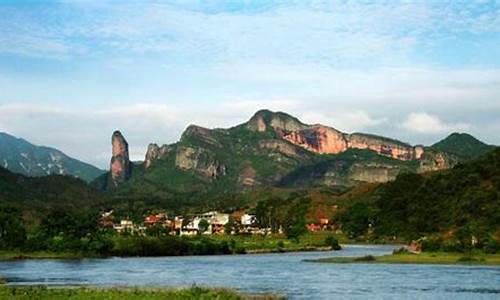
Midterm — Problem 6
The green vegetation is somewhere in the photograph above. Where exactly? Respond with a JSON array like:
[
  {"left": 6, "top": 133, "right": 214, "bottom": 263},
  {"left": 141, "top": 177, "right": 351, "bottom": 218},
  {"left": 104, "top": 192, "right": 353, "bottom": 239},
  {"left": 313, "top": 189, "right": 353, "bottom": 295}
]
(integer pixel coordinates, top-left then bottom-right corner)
[
  {"left": 308, "top": 252, "right": 500, "bottom": 265},
  {"left": 324, "top": 236, "right": 341, "bottom": 250},
  {"left": 0, "top": 286, "right": 283, "bottom": 300},
  {"left": 334, "top": 148, "right": 500, "bottom": 253},
  {"left": 0, "top": 232, "right": 341, "bottom": 260},
  {"left": 207, "top": 232, "right": 341, "bottom": 253},
  {"left": 0, "top": 167, "right": 104, "bottom": 214}
]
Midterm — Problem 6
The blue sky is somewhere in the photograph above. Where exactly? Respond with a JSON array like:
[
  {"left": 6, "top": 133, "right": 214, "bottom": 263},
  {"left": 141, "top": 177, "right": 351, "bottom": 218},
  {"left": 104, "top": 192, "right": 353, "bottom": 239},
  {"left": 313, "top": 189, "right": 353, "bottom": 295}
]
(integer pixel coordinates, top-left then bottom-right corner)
[{"left": 0, "top": 1, "right": 499, "bottom": 168}]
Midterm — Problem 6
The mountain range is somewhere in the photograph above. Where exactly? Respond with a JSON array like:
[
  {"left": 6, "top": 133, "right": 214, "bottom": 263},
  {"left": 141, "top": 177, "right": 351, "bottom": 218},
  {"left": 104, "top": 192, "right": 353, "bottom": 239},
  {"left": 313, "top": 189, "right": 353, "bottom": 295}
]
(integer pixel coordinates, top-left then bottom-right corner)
[
  {"left": 97, "top": 109, "right": 495, "bottom": 196},
  {"left": 0, "top": 132, "right": 104, "bottom": 182}
]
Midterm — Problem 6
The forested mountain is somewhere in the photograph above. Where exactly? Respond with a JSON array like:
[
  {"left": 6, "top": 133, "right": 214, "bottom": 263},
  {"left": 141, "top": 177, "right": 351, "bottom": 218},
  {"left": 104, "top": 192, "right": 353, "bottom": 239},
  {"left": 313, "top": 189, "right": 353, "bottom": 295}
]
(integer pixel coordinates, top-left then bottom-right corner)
[{"left": 98, "top": 110, "right": 489, "bottom": 197}]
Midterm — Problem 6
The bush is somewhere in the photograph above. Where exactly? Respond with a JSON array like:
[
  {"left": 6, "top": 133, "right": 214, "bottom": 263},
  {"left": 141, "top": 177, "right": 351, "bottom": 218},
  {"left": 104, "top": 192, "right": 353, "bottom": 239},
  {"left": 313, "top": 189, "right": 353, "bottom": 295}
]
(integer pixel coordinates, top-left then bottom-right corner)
[
  {"left": 324, "top": 236, "right": 341, "bottom": 250},
  {"left": 421, "top": 238, "right": 442, "bottom": 252},
  {"left": 483, "top": 238, "right": 500, "bottom": 254}
]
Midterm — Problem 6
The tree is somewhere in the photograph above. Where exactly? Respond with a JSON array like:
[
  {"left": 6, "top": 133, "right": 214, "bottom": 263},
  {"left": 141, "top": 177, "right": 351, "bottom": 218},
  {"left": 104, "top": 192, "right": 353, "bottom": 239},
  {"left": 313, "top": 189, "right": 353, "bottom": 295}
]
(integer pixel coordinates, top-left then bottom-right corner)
[
  {"left": 224, "top": 216, "right": 237, "bottom": 235},
  {"left": 198, "top": 219, "right": 210, "bottom": 234},
  {"left": 284, "top": 198, "right": 309, "bottom": 241},
  {"left": 0, "top": 207, "right": 26, "bottom": 249}
]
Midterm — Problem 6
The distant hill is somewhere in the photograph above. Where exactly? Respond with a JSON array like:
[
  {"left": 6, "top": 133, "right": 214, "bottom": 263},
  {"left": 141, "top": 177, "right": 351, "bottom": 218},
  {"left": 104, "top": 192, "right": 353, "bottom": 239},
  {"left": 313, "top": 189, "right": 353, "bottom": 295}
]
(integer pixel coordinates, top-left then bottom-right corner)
[
  {"left": 98, "top": 110, "right": 490, "bottom": 197},
  {"left": 0, "top": 132, "right": 104, "bottom": 182},
  {"left": 431, "top": 132, "right": 495, "bottom": 160},
  {"left": 0, "top": 166, "right": 104, "bottom": 212}
]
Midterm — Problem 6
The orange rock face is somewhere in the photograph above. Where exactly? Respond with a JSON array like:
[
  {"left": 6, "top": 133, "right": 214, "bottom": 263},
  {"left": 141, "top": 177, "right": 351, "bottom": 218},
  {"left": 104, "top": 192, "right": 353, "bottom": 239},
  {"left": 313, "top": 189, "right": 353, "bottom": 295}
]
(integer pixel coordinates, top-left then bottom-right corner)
[
  {"left": 281, "top": 127, "right": 423, "bottom": 161},
  {"left": 282, "top": 126, "right": 348, "bottom": 154}
]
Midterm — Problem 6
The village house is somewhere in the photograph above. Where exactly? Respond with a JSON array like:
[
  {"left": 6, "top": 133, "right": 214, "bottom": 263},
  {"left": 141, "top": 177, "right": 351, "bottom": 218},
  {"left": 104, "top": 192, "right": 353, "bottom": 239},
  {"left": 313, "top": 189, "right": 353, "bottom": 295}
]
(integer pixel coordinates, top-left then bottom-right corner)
[
  {"left": 144, "top": 212, "right": 168, "bottom": 227},
  {"left": 179, "top": 211, "right": 230, "bottom": 235},
  {"left": 99, "top": 210, "right": 115, "bottom": 229},
  {"left": 113, "top": 219, "right": 134, "bottom": 234}
]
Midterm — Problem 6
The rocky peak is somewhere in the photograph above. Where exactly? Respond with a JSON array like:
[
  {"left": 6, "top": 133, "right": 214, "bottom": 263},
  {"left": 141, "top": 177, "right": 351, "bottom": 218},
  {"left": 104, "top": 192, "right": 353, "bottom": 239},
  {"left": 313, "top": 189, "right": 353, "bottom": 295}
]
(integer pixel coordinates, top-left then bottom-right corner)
[
  {"left": 144, "top": 143, "right": 171, "bottom": 169},
  {"left": 246, "top": 109, "right": 307, "bottom": 133},
  {"left": 181, "top": 124, "right": 223, "bottom": 147},
  {"left": 109, "top": 130, "right": 131, "bottom": 187}
]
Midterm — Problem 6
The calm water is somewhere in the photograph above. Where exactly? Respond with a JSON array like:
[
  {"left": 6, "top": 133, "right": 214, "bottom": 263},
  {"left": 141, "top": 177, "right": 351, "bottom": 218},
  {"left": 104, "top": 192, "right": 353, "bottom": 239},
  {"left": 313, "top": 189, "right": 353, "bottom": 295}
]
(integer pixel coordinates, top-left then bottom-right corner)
[{"left": 1, "top": 245, "right": 499, "bottom": 299}]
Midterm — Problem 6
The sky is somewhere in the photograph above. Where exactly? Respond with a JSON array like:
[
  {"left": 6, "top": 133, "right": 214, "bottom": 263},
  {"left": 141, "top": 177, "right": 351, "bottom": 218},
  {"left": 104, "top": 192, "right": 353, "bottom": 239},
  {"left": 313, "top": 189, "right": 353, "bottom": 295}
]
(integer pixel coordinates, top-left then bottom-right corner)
[{"left": 0, "top": 0, "right": 499, "bottom": 169}]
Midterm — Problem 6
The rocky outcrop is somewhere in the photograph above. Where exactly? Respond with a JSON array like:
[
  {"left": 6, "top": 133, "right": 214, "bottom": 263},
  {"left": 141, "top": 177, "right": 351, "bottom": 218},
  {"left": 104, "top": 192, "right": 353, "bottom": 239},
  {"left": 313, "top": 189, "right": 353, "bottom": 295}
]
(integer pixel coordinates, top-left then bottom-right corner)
[
  {"left": 258, "top": 139, "right": 310, "bottom": 161},
  {"left": 109, "top": 130, "right": 132, "bottom": 187},
  {"left": 175, "top": 146, "right": 226, "bottom": 178},
  {"left": 144, "top": 143, "right": 171, "bottom": 168},
  {"left": 181, "top": 125, "right": 223, "bottom": 147},
  {"left": 349, "top": 163, "right": 402, "bottom": 183},
  {"left": 347, "top": 134, "right": 423, "bottom": 161},
  {"left": 418, "top": 151, "right": 459, "bottom": 173},
  {"left": 247, "top": 109, "right": 307, "bottom": 133}
]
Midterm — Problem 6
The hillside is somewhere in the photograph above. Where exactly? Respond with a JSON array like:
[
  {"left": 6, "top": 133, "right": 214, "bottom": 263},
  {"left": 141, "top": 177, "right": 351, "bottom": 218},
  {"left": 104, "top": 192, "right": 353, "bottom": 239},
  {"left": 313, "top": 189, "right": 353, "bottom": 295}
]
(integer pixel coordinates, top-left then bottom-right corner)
[
  {"left": 101, "top": 110, "right": 485, "bottom": 196},
  {"left": 337, "top": 147, "right": 500, "bottom": 245},
  {"left": 0, "top": 132, "right": 105, "bottom": 182},
  {"left": 0, "top": 166, "right": 104, "bottom": 212}
]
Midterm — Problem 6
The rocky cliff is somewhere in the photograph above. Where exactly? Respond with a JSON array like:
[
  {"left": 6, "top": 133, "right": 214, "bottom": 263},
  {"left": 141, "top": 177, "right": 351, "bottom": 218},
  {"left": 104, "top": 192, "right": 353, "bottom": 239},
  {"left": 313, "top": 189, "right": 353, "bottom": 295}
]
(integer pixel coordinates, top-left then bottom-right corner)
[
  {"left": 248, "top": 110, "right": 424, "bottom": 161},
  {"left": 109, "top": 130, "right": 132, "bottom": 187}
]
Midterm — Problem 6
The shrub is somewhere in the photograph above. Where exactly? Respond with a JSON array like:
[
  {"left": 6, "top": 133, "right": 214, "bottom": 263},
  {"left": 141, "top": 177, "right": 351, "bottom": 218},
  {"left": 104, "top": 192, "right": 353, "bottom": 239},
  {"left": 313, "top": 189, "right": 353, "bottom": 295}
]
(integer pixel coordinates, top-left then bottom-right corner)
[
  {"left": 483, "top": 238, "right": 500, "bottom": 254},
  {"left": 324, "top": 236, "right": 341, "bottom": 250}
]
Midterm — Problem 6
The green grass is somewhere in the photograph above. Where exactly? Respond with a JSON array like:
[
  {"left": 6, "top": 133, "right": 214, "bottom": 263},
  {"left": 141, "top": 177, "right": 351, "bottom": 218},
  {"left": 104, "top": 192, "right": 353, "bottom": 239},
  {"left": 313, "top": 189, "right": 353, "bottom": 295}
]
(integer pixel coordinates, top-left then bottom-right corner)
[
  {"left": 0, "top": 286, "right": 283, "bottom": 300},
  {"left": 306, "top": 252, "right": 500, "bottom": 265},
  {"left": 0, "top": 251, "right": 83, "bottom": 261}
]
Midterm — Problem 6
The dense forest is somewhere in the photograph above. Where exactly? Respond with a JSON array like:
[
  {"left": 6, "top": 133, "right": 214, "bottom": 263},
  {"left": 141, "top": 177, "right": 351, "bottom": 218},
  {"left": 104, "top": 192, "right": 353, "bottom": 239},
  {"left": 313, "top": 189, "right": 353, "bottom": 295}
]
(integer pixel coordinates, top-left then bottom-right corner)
[{"left": 338, "top": 147, "right": 500, "bottom": 252}]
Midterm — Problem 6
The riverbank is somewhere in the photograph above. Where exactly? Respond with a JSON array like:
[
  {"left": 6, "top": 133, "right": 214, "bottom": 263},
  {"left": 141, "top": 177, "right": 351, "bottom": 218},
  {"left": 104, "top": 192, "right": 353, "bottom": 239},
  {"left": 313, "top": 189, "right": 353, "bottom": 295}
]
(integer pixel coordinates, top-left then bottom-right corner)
[
  {"left": 0, "top": 251, "right": 85, "bottom": 261},
  {"left": 306, "top": 252, "right": 500, "bottom": 265},
  {"left": 0, "top": 232, "right": 343, "bottom": 261},
  {"left": 0, "top": 286, "right": 283, "bottom": 300}
]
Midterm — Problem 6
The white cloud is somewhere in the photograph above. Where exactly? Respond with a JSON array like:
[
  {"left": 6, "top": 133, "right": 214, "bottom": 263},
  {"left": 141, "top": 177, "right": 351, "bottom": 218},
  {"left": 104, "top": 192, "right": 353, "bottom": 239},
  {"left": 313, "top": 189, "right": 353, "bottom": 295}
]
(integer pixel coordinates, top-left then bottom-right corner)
[{"left": 402, "top": 112, "right": 470, "bottom": 134}]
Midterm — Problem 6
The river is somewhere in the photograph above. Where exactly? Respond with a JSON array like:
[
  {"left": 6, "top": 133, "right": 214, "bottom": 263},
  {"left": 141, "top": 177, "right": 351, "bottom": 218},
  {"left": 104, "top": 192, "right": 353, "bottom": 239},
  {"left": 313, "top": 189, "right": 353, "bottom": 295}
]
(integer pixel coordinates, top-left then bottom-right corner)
[{"left": 1, "top": 245, "right": 499, "bottom": 299}]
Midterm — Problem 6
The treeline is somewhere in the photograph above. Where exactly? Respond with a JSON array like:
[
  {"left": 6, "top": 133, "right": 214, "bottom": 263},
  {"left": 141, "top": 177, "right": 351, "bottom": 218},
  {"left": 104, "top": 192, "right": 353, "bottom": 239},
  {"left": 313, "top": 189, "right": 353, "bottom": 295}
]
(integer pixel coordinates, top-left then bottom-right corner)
[
  {"left": 337, "top": 148, "right": 500, "bottom": 253},
  {"left": 0, "top": 207, "right": 233, "bottom": 256}
]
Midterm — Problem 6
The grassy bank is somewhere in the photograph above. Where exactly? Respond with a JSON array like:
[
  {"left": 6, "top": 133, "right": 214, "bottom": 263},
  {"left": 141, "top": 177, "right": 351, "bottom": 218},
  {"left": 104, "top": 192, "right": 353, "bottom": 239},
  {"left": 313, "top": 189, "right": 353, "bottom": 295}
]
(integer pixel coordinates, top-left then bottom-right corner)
[
  {"left": 209, "top": 232, "right": 343, "bottom": 253},
  {"left": 0, "top": 286, "right": 283, "bottom": 300},
  {"left": 0, "top": 250, "right": 84, "bottom": 260},
  {"left": 306, "top": 252, "right": 500, "bottom": 265}
]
